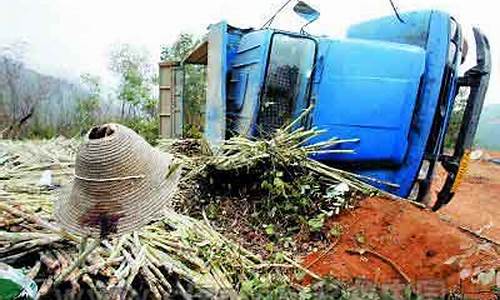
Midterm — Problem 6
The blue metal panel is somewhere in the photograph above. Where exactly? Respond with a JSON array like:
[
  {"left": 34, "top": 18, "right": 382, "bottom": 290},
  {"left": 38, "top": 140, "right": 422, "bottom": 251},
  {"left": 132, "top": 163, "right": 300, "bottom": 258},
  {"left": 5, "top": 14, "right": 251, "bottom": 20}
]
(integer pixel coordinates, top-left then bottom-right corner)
[
  {"left": 227, "top": 30, "right": 272, "bottom": 136},
  {"left": 204, "top": 22, "right": 243, "bottom": 150},
  {"left": 204, "top": 22, "right": 229, "bottom": 150},
  {"left": 311, "top": 38, "right": 426, "bottom": 165},
  {"left": 347, "top": 11, "right": 432, "bottom": 48},
  {"left": 226, "top": 30, "right": 243, "bottom": 65},
  {"left": 323, "top": 10, "right": 451, "bottom": 197},
  {"left": 203, "top": 10, "right": 454, "bottom": 200}
]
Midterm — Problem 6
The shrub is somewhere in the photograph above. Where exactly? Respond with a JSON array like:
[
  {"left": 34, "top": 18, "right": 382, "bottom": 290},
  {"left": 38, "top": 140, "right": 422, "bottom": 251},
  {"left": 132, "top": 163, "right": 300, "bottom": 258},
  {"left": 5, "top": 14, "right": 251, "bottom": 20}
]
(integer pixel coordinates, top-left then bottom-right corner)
[{"left": 121, "top": 117, "right": 159, "bottom": 145}]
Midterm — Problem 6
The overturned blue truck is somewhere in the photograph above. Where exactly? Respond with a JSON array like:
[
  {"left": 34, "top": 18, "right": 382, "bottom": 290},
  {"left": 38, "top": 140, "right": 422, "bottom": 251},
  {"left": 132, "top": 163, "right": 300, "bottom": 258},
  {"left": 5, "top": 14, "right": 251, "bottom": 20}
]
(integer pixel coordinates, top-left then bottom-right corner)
[{"left": 158, "top": 4, "right": 491, "bottom": 210}]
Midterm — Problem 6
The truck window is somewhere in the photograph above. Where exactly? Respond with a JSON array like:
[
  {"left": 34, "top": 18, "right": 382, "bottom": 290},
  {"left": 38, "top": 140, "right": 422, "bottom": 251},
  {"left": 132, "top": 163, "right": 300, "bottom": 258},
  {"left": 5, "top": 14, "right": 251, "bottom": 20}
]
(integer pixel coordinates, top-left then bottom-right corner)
[{"left": 257, "top": 34, "right": 315, "bottom": 134}]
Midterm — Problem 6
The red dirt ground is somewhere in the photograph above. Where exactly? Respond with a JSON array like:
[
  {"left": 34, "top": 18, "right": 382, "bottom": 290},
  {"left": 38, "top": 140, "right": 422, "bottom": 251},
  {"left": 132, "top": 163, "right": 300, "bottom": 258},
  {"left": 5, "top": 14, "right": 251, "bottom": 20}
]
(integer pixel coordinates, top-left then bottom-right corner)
[
  {"left": 301, "top": 194, "right": 500, "bottom": 298},
  {"left": 435, "top": 152, "right": 500, "bottom": 243}
]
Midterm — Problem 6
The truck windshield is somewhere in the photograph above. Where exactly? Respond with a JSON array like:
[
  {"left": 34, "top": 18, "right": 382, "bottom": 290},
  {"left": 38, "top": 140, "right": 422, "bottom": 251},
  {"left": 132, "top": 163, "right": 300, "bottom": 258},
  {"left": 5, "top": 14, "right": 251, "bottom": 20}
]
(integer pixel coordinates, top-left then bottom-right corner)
[{"left": 257, "top": 33, "right": 315, "bottom": 134}]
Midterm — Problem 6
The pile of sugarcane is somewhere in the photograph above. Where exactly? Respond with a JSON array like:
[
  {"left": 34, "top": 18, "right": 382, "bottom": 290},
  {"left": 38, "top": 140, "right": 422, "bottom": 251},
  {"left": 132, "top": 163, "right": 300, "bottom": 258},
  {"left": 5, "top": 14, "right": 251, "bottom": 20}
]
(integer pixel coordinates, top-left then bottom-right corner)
[
  {"left": 157, "top": 138, "right": 205, "bottom": 158},
  {"left": 0, "top": 200, "right": 263, "bottom": 298},
  {"left": 0, "top": 111, "right": 390, "bottom": 298},
  {"left": 0, "top": 138, "right": 268, "bottom": 299},
  {"left": 174, "top": 108, "right": 394, "bottom": 218},
  {"left": 181, "top": 108, "right": 395, "bottom": 192}
]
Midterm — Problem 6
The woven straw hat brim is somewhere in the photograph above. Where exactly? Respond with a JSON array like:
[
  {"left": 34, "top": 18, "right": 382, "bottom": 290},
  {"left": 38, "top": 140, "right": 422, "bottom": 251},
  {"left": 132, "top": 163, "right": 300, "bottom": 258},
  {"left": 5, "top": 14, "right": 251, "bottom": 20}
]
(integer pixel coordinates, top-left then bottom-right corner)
[
  {"left": 54, "top": 124, "right": 181, "bottom": 238},
  {"left": 55, "top": 165, "right": 181, "bottom": 238}
]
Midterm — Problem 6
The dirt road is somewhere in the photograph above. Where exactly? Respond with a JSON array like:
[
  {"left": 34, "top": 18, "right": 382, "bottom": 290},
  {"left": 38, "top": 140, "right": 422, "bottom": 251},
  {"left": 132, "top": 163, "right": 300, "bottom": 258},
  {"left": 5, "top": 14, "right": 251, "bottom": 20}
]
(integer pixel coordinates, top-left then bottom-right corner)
[{"left": 434, "top": 152, "right": 500, "bottom": 243}]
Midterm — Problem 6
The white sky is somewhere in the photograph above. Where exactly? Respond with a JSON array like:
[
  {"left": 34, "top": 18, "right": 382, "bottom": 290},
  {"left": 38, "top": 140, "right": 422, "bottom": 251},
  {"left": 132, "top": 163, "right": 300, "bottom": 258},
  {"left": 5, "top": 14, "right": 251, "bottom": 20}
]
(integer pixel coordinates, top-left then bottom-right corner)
[{"left": 0, "top": 0, "right": 498, "bottom": 103}]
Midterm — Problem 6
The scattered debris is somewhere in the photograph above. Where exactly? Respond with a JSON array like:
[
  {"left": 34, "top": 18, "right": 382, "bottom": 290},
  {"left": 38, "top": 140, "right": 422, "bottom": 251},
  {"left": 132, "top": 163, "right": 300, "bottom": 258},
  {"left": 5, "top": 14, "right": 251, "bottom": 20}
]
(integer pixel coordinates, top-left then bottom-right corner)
[
  {"left": 345, "top": 248, "right": 411, "bottom": 284},
  {"left": 489, "top": 158, "right": 500, "bottom": 165},
  {"left": 470, "top": 149, "right": 484, "bottom": 160},
  {"left": 0, "top": 262, "right": 38, "bottom": 300},
  {"left": 37, "top": 170, "right": 52, "bottom": 187},
  {"left": 457, "top": 224, "right": 500, "bottom": 247}
]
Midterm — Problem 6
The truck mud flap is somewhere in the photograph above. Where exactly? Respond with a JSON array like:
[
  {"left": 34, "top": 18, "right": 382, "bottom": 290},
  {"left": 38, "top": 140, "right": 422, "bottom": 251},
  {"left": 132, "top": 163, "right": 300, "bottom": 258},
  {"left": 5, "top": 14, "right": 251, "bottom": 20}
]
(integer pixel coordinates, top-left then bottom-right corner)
[{"left": 433, "top": 28, "right": 491, "bottom": 211}]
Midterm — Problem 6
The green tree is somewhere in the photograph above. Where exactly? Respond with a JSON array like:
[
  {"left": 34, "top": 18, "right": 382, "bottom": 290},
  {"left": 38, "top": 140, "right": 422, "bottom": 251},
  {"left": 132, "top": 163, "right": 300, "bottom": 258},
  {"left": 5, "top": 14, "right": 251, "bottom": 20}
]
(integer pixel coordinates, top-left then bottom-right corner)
[
  {"left": 76, "top": 73, "right": 101, "bottom": 133},
  {"left": 108, "top": 44, "right": 159, "bottom": 144},
  {"left": 161, "top": 33, "right": 206, "bottom": 137},
  {"left": 160, "top": 33, "right": 197, "bottom": 61},
  {"left": 109, "top": 44, "right": 155, "bottom": 119},
  {"left": 444, "top": 87, "right": 468, "bottom": 148}
]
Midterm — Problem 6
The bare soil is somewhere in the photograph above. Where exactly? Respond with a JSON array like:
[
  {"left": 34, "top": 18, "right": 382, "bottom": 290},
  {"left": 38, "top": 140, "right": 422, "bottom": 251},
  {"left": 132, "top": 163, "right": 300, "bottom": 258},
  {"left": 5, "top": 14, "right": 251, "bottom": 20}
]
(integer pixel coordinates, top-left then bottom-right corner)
[
  {"left": 187, "top": 147, "right": 500, "bottom": 298},
  {"left": 300, "top": 155, "right": 500, "bottom": 298},
  {"left": 435, "top": 152, "right": 500, "bottom": 243}
]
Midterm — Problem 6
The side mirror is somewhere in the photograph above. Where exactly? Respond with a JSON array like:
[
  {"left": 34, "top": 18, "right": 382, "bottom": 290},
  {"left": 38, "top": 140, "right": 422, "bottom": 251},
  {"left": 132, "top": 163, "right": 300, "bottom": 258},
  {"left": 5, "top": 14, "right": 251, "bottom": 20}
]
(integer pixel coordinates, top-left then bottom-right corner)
[{"left": 293, "top": 1, "right": 320, "bottom": 23}]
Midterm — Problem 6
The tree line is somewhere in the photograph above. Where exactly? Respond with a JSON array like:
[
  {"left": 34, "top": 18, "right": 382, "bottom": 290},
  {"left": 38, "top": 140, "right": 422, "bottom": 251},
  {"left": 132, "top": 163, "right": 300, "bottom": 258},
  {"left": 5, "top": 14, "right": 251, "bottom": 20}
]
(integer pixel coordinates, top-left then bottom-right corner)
[{"left": 0, "top": 33, "right": 205, "bottom": 144}]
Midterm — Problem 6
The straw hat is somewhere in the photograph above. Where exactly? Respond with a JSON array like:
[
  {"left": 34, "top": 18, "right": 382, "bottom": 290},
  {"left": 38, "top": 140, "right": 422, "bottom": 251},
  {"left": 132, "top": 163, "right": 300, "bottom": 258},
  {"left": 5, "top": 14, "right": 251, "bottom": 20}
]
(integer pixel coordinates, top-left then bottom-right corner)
[{"left": 55, "top": 123, "right": 181, "bottom": 238}]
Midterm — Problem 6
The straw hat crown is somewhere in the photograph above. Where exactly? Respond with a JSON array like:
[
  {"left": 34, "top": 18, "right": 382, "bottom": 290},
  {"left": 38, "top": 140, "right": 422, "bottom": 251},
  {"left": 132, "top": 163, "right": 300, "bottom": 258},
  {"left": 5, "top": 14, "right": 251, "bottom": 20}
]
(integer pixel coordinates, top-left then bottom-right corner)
[{"left": 55, "top": 123, "right": 181, "bottom": 238}]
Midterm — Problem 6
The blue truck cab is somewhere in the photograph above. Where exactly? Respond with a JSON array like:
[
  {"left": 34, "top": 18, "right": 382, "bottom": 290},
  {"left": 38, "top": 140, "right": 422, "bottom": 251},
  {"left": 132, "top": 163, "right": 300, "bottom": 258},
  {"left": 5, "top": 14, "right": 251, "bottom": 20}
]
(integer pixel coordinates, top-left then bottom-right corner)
[{"left": 177, "top": 9, "right": 490, "bottom": 209}]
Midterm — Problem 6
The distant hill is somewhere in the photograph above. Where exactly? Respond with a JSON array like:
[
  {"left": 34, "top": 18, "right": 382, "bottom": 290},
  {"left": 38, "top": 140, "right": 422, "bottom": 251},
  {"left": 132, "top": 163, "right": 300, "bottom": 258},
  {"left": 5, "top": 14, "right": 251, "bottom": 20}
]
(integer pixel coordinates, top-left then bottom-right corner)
[
  {"left": 475, "top": 103, "right": 500, "bottom": 150},
  {"left": 0, "top": 56, "right": 86, "bottom": 133}
]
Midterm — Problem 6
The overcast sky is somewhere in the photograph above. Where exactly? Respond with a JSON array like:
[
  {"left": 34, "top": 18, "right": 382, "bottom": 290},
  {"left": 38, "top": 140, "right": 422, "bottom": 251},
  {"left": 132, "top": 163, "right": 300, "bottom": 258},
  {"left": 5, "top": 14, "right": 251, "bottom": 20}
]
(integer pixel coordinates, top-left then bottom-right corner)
[{"left": 0, "top": 0, "right": 498, "bottom": 103}]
